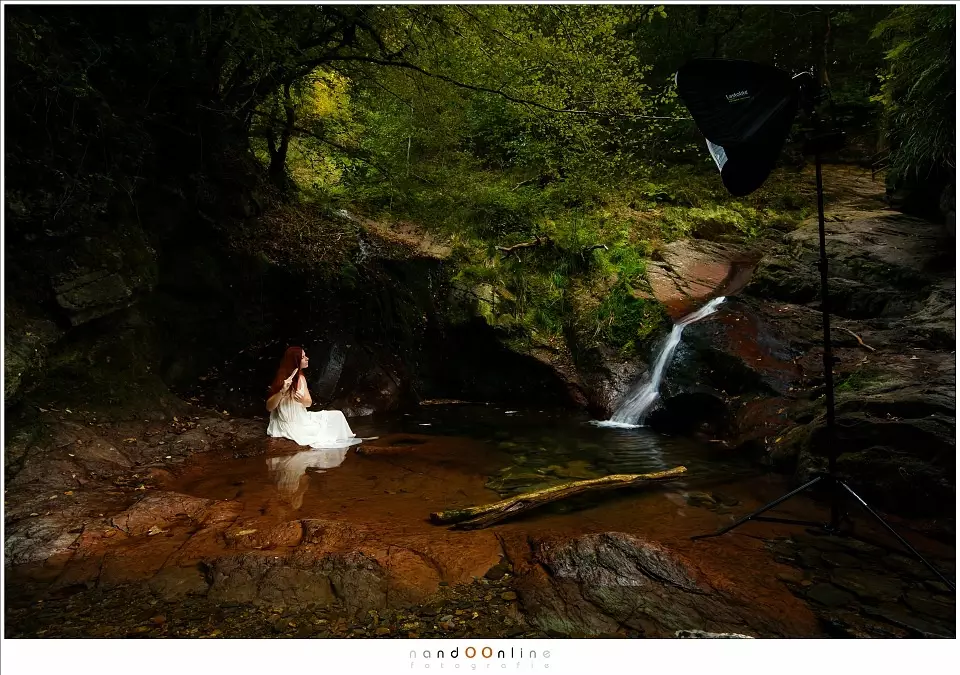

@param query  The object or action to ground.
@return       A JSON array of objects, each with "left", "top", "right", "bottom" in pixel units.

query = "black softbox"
[{"left": 675, "top": 59, "right": 810, "bottom": 196}]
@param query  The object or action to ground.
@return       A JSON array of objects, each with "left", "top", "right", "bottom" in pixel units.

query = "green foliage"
[
  {"left": 7, "top": 3, "right": 935, "bottom": 370},
  {"left": 593, "top": 289, "right": 667, "bottom": 356},
  {"left": 872, "top": 5, "right": 955, "bottom": 181}
]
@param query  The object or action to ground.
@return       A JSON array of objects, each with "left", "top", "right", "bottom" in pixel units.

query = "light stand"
[{"left": 676, "top": 61, "right": 955, "bottom": 591}]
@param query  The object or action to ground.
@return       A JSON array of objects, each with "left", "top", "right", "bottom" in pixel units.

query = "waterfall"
[{"left": 601, "top": 296, "right": 726, "bottom": 428}]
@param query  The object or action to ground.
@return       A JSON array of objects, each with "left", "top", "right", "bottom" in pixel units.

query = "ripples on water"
[{"left": 352, "top": 404, "right": 754, "bottom": 491}]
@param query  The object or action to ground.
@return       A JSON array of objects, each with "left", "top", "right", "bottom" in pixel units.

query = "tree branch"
[
  {"left": 495, "top": 235, "right": 552, "bottom": 255},
  {"left": 328, "top": 54, "right": 689, "bottom": 120}
]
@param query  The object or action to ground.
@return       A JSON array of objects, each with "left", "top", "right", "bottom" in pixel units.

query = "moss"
[
  {"left": 592, "top": 288, "right": 667, "bottom": 356},
  {"left": 835, "top": 366, "right": 891, "bottom": 393},
  {"left": 342, "top": 162, "right": 811, "bottom": 375}
]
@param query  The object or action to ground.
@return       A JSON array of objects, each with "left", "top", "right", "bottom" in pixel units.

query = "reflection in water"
[
  {"left": 266, "top": 444, "right": 356, "bottom": 509},
  {"left": 360, "top": 404, "right": 755, "bottom": 491}
]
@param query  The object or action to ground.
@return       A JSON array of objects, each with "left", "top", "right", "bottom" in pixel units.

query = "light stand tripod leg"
[
  {"left": 838, "top": 481, "right": 955, "bottom": 591},
  {"left": 691, "top": 475, "right": 823, "bottom": 540}
]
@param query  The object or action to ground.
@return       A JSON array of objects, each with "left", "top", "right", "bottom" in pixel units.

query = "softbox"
[{"left": 676, "top": 59, "right": 810, "bottom": 196}]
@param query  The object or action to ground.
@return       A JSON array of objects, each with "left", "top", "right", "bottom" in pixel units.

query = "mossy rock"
[
  {"left": 35, "top": 308, "right": 185, "bottom": 420},
  {"left": 486, "top": 465, "right": 565, "bottom": 494},
  {"left": 543, "top": 460, "right": 601, "bottom": 480},
  {"left": 3, "top": 304, "right": 63, "bottom": 402}
]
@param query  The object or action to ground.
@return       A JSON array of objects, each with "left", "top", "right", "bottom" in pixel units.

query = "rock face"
[
  {"left": 205, "top": 550, "right": 388, "bottom": 614},
  {"left": 743, "top": 175, "right": 955, "bottom": 517},
  {"left": 510, "top": 532, "right": 785, "bottom": 637},
  {"left": 3, "top": 302, "right": 63, "bottom": 404},
  {"left": 48, "top": 224, "right": 159, "bottom": 327},
  {"left": 748, "top": 210, "right": 947, "bottom": 319},
  {"left": 641, "top": 167, "right": 955, "bottom": 519},
  {"left": 767, "top": 530, "right": 955, "bottom": 638},
  {"left": 110, "top": 492, "right": 214, "bottom": 536},
  {"left": 647, "top": 239, "right": 760, "bottom": 317}
]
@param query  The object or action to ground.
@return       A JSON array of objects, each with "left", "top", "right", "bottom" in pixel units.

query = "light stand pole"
[
  {"left": 672, "top": 57, "right": 955, "bottom": 591},
  {"left": 691, "top": 142, "right": 954, "bottom": 592},
  {"left": 814, "top": 149, "right": 841, "bottom": 533},
  {"left": 691, "top": 152, "right": 955, "bottom": 590}
]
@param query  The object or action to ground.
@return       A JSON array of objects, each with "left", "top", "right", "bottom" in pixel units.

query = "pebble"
[{"left": 501, "top": 591, "right": 518, "bottom": 601}]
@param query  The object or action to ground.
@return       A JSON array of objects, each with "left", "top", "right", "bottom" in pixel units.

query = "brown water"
[
  {"left": 9, "top": 404, "right": 952, "bottom": 638},
  {"left": 160, "top": 405, "right": 955, "bottom": 636},
  {"left": 169, "top": 404, "right": 756, "bottom": 528}
]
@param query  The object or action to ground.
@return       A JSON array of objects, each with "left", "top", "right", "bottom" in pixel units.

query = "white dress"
[
  {"left": 266, "top": 380, "right": 361, "bottom": 449},
  {"left": 266, "top": 447, "right": 350, "bottom": 508}
]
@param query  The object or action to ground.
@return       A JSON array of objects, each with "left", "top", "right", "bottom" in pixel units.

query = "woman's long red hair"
[{"left": 268, "top": 346, "right": 304, "bottom": 397}]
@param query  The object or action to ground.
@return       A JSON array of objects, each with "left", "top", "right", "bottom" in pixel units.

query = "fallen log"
[{"left": 430, "top": 466, "right": 687, "bottom": 530}]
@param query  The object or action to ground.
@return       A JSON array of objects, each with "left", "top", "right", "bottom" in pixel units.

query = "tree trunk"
[
  {"left": 430, "top": 466, "right": 687, "bottom": 530},
  {"left": 268, "top": 82, "right": 296, "bottom": 190}
]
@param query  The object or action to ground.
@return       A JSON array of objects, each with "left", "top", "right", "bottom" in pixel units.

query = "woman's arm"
[
  {"left": 267, "top": 370, "right": 297, "bottom": 412},
  {"left": 266, "top": 390, "right": 285, "bottom": 412}
]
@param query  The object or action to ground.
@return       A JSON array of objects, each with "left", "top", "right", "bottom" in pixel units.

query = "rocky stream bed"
[{"left": 5, "top": 167, "right": 955, "bottom": 639}]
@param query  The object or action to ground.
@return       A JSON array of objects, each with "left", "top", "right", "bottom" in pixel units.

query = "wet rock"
[
  {"left": 747, "top": 207, "right": 943, "bottom": 319},
  {"left": 711, "top": 492, "right": 741, "bottom": 507},
  {"left": 3, "top": 305, "right": 62, "bottom": 403},
  {"left": 300, "top": 518, "right": 371, "bottom": 549},
  {"left": 199, "top": 500, "right": 244, "bottom": 528},
  {"left": 205, "top": 550, "right": 388, "bottom": 615},
  {"left": 110, "top": 492, "right": 213, "bottom": 536},
  {"left": 647, "top": 239, "right": 758, "bottom": 310},
  {"left": 820, "top": 551, "right": 862, "bottom": 568},
  {"left": 484, "top": 559, "right": 511, "bottom": 581},
  {"left": 684, "top": 492, "right": 717, "bottom": 509},
  {"left": 902, "top": 589, "right": 956, "bottom": 621},
  {"left": 923, "top": 580, "right": 953, "bottom": 594},
  {"left": 485, "top": 466, "right": 563, "bottom": 495},
  {"left": 817, "top": 611, "right": 911, "bottom": 639},
  {"left": 804, "top": 583, "right": 855, "bottom": 608},
  {"left": 513, "top": 532, "right": 774, "bottom": 637},
  {"left": 797, "top": 547, "right": 823, "bottom": 568},
  {"left": 828, "top": 569, "right": 903, "bottom": 602},
  {"left": 544, "top": 460, "right": 599, "bottom": 480},
  {"left": 862, "top": 603, "right": 954, "bottom": 638},
  {"left": 775, "top": 571, "right": 805, "bottom": 584},
  {"left": 4, "top": 515, "right": 85, "bottom": 566},
  {"left": 675, "top": 629, "right": 754, "bottom": 638},
  {"left": 688, "top": 175, "right": 958, "bottom": 521},
  {"left": 224, "top": 521, "right": 303, "bottom": 550},
  {"left": 148, "top": 565, "right": 210, "bottom": 600}
]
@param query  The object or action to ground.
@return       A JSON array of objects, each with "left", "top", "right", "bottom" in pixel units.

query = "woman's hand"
[{"left": 282, "top": 369, "right": 297, "bottom": 392}]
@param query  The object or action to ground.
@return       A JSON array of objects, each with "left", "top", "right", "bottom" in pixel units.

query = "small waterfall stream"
[{"left": 598, "top": 296, "right": 726, "bottom": 428}]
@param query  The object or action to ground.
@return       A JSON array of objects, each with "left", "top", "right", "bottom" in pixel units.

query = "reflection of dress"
[
  {"left": 266, "top": 384, "right": 360, "bottom": 449},
  {"left": 266, "top": 448, "right": 349, "bottom": 509}
]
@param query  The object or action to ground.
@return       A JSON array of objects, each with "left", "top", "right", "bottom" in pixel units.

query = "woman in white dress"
[{"left": 265, "top": 346, "right": 361, "bottom": 449}]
